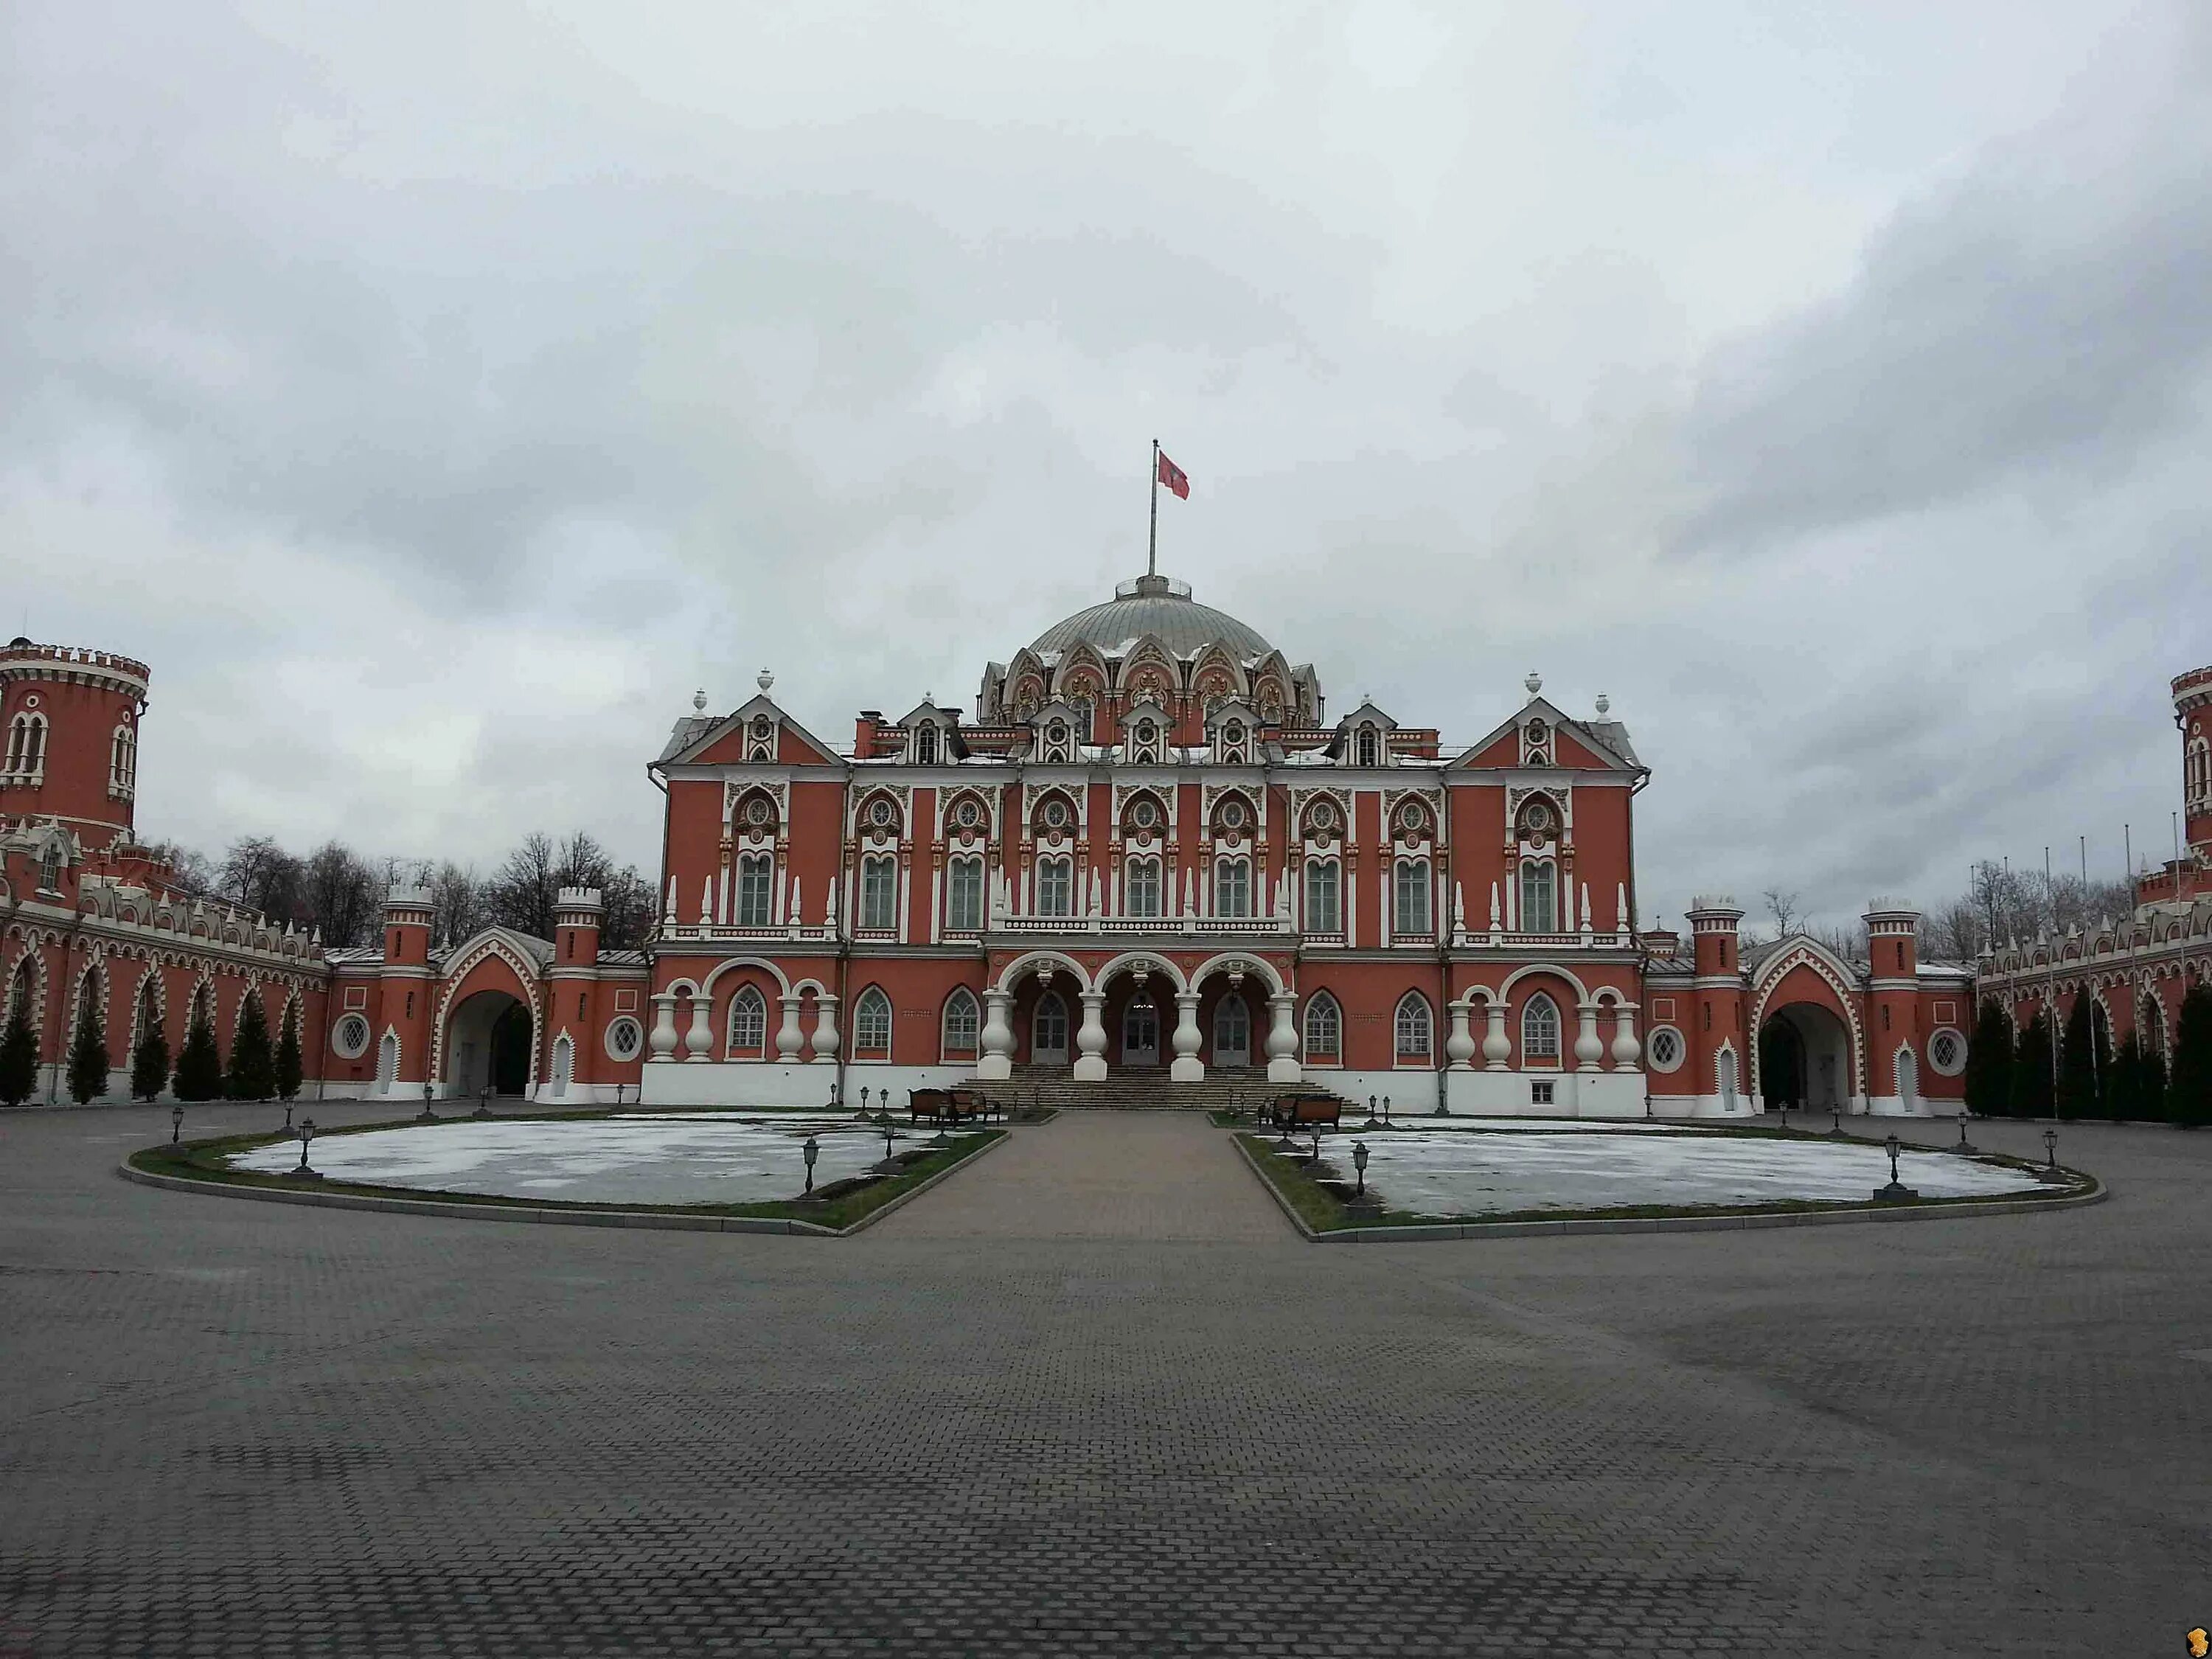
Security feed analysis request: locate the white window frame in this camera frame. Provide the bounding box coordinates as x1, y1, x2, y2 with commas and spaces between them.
1304, 858, 1341, 934
1214, 857, 1252, 918
1520, 859, 1557, 934
946, 856, 985, 931
1036, 855, 1074, 917
1394, 992, 1432, 1063
1394, 858, 1430, 938
727, 985, 769, 1054
854, 987, 893, 1053
860, 855, 899, 931
1521, 992, 1562, 1065
736, 854, 776, 928
1303, 992, 1342, 1063
1125, 856, 1163, 918
942, 989, 980, 1057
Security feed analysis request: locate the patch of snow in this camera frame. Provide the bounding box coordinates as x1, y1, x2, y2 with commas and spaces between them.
1318, 1130, 2045, 1217
226, 1114, 919, 1207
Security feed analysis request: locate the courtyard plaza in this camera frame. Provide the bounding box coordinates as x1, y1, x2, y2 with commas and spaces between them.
1, 1102, 2206, 1658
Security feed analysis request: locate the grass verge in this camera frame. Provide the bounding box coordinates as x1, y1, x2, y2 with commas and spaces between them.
129, 1114, 1003, 1234
1232, 1130, 2092, 1234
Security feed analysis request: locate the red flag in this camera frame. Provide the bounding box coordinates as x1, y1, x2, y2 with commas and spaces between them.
1156, 449, 1190, 500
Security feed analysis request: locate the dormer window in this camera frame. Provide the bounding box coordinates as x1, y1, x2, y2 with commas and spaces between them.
913, 724, 939, 765
747, 714, 776, 762
1126, 715, 1164, 764
1219, 717, 1248, 764
1042, 717, 1072, 762
1523, 718, 1551, 766
1356, 726, 1379, 768
38, 838, 63, 892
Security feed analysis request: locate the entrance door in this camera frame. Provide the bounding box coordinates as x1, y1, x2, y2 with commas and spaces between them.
1214, 995, 1251, 1068
1123, 997, 1160, 1066
1033, 992, 1070, 1063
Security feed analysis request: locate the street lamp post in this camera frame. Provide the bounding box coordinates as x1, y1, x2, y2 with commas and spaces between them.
170, 1104, 184, 1150
802, 1134, 820, 1196
1873, 1130, 1917, 1201
417, 1081, 437, 1122
290, 1119, 321, 1180
475, 1082, 493, 1120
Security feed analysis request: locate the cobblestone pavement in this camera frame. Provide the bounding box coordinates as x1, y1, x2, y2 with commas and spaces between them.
1, 1105, 2206, 1657
873, 1110, 1288, 1240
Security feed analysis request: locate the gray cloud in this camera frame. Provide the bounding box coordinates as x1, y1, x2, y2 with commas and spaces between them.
1, 1, 2205, 935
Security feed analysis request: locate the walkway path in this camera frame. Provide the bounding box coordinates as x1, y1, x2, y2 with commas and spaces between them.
870, 1110, 1290, 1241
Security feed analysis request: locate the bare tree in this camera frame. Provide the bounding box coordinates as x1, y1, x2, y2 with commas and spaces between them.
426, 861, 485, 945
218, 835, 305, 922
1763, 888, 1801, 939
301, 841, 379, 947
601, 866, 656, 950
144, 840, 215, 896
485, 832, 561, 939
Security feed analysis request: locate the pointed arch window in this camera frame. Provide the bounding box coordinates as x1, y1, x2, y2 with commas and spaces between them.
727, 985, 768, 1055
1394, 858, 1431, 937
736, 853, 776, 928
1394, 992, 1432, 1062
1214, 857, 1251, 918
110, 724, 136, 793
860, 855, 899, 931
854, 987, 893, 1054
1521, 992, 1561, 1063
1035, 855, 1074, 917
946, 856, 985, 931
1304, 858, 1341, 934
1303, 992, 1342, 1063
1124, 856, 1162, 918
913, 723, 939, 765
5, 712, 47, 779
942, 989, 980, 1057
1520, 859, 1557, 933
38, 838, 63, 893
1355, 726, 1379, 768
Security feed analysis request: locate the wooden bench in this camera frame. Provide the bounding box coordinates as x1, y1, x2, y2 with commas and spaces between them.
910, 1088, 999, 1126
1267, 1093, 1342, 1130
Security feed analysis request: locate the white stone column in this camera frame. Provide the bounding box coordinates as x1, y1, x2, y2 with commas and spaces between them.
1444, 1001, 1477, 1071
775, 995, 804, 1061
1073, 990, 1108, 1081
1574, 1002, 1604, 1072
1170, 991, 1204, 1082
1610, 1003, 1641, 1067
1481, 1001, 1510, 1070
809, 993, 839, 1062
1265, 992, 1301, 1083
976, 990, 1014, 1080
684, 990, 714, 1062
649, 993, 681, 1061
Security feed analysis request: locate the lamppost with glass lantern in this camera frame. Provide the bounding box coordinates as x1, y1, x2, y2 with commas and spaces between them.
169, 1104, 185, 1151
1873, 1130, 1917, 1201
802, 1135, 820, 1196
289, 1119, 321, 1180
418, 1081, 437, 1121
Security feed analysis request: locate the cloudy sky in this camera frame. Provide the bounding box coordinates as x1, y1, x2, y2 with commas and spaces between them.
4, 1, 2207, 935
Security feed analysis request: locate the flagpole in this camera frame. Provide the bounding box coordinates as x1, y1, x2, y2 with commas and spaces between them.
1148, 439, 1160, 579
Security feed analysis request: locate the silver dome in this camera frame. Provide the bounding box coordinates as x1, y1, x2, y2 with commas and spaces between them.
1029, 574, 1274, 661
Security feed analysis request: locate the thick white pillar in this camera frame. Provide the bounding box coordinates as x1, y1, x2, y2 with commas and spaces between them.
649, 994, 681, 1061
1073, 991, 1108, 1081
976, 990, 1014, 1080
1482, 1001, 1511, 1070
1574, 1002, 1604, 1072
1610, 1003, 1641, 1067
684, 990, 714, 1062
1444, 1001, 1477, 1071
1265, 992, 1301, 1083
809, 993, 839, 1062
1170, 992, 1204, 1082
775, 995, 804, 1061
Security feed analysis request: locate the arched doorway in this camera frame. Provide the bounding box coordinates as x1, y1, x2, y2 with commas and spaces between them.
1121, 992, 1161, 1068
1212, 991, 1251, 1068
445, 991, 534, 1098
1757, 1002, 1852, 1112
1032, 990, 1070, 1065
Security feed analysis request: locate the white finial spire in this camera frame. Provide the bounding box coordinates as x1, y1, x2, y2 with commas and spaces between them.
692, 688, 707, 713
1524, 671, 1542, 700
1595, 692, 1610, 717
757, 667, 774, 692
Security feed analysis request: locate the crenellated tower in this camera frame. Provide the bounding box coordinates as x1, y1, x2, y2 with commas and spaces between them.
0, 639, 150, 853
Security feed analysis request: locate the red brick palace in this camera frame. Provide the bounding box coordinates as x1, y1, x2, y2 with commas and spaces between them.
15, 577, 2159, 1119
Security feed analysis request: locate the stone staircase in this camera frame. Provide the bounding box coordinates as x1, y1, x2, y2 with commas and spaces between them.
966, 1065, 1354, 1116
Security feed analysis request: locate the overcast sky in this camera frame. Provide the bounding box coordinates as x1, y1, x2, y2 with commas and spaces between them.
4, 2, 2207, 936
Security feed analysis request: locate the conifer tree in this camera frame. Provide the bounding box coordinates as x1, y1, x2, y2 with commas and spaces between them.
273, 1000, 303, 1102
2171, 984, 2212, 1130
66, 994, 108, 1105
226, 990, 276, 1102
2107, 1032, 2144, 1122
1963, 1001, 2013, 1118
2140, 1026, 2170, 1122
0, 995, 38, 1108
171, 995, 224, 1102
131, 1002, 169, 1102
2054, 997, 2096, 1120
2008, 1009, 2055, 1120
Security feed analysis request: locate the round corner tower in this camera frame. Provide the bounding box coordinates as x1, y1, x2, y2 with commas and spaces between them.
0, 639, 150, 852
2176, 664, 2212, 862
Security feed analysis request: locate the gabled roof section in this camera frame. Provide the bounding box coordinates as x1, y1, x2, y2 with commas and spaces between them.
1448, 697, 1645, 774
434, 922, 556, 974
661, 692, 843, 768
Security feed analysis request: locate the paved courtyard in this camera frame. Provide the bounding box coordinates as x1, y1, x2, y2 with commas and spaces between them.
1, 1105, 2207, 1658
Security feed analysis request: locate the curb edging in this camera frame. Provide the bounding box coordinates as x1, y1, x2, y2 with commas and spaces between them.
117, 1130, 1007, 1240
1228, 1133, 2108, 1244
